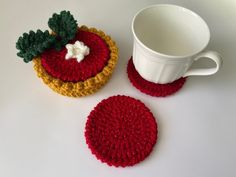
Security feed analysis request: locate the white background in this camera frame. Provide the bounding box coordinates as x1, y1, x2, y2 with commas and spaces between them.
1, 0, 236, 177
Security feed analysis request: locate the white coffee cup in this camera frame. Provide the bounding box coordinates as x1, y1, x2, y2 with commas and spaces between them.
132, 4, 222, 84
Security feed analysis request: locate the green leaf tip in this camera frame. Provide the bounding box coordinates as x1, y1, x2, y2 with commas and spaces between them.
16, 30, 56, 63
48, 10, 78, 50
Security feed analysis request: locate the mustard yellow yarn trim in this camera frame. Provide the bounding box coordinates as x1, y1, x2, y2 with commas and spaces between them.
33, 25, 118, 97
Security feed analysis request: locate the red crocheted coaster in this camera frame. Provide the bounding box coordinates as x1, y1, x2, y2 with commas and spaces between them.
41, 30, 110, 82
85, 95, 158, 167
127, 58, 186, 97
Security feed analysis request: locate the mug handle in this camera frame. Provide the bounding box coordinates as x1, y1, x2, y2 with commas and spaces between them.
183, 51, 223, 77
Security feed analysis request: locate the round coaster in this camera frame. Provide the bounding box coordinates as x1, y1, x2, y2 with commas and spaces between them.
41, 30, 110, 82
85, 95, 158, 167
127, 57, 186, 97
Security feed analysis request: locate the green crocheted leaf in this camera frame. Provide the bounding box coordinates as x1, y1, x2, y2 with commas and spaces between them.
16, 30, 56, 63
48, 11, 78, 50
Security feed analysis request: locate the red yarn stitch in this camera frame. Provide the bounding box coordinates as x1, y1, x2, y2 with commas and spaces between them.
41, 30, 110, 82
85, 95, 158, 167
127, 58, 186, 97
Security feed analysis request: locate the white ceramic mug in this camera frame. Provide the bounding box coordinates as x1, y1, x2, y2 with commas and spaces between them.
132, 4, 222, 84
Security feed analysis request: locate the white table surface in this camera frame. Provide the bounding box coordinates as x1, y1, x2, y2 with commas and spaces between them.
1, 0, 236, 177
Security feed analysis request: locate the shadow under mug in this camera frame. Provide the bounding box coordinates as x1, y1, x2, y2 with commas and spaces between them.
132, 4, 222, 84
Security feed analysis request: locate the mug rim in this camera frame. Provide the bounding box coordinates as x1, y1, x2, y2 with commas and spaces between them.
131, 4, 210, 59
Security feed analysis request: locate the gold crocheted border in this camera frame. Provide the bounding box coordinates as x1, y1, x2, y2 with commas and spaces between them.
33, 25, 118, 97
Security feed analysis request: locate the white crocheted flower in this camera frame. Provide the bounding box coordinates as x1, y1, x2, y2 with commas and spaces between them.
65, 41, 90, 62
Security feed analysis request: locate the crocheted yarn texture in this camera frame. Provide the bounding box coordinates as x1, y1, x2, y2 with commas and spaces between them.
33, 26, 118, 97
127, 58, 186, 97
85, 95, 158, 167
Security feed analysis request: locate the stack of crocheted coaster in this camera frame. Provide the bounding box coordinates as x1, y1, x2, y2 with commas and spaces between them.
127, 58, 186, 97
85, 95, 158, 167
16, 11, 118, 97
34, 26, 118, 97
